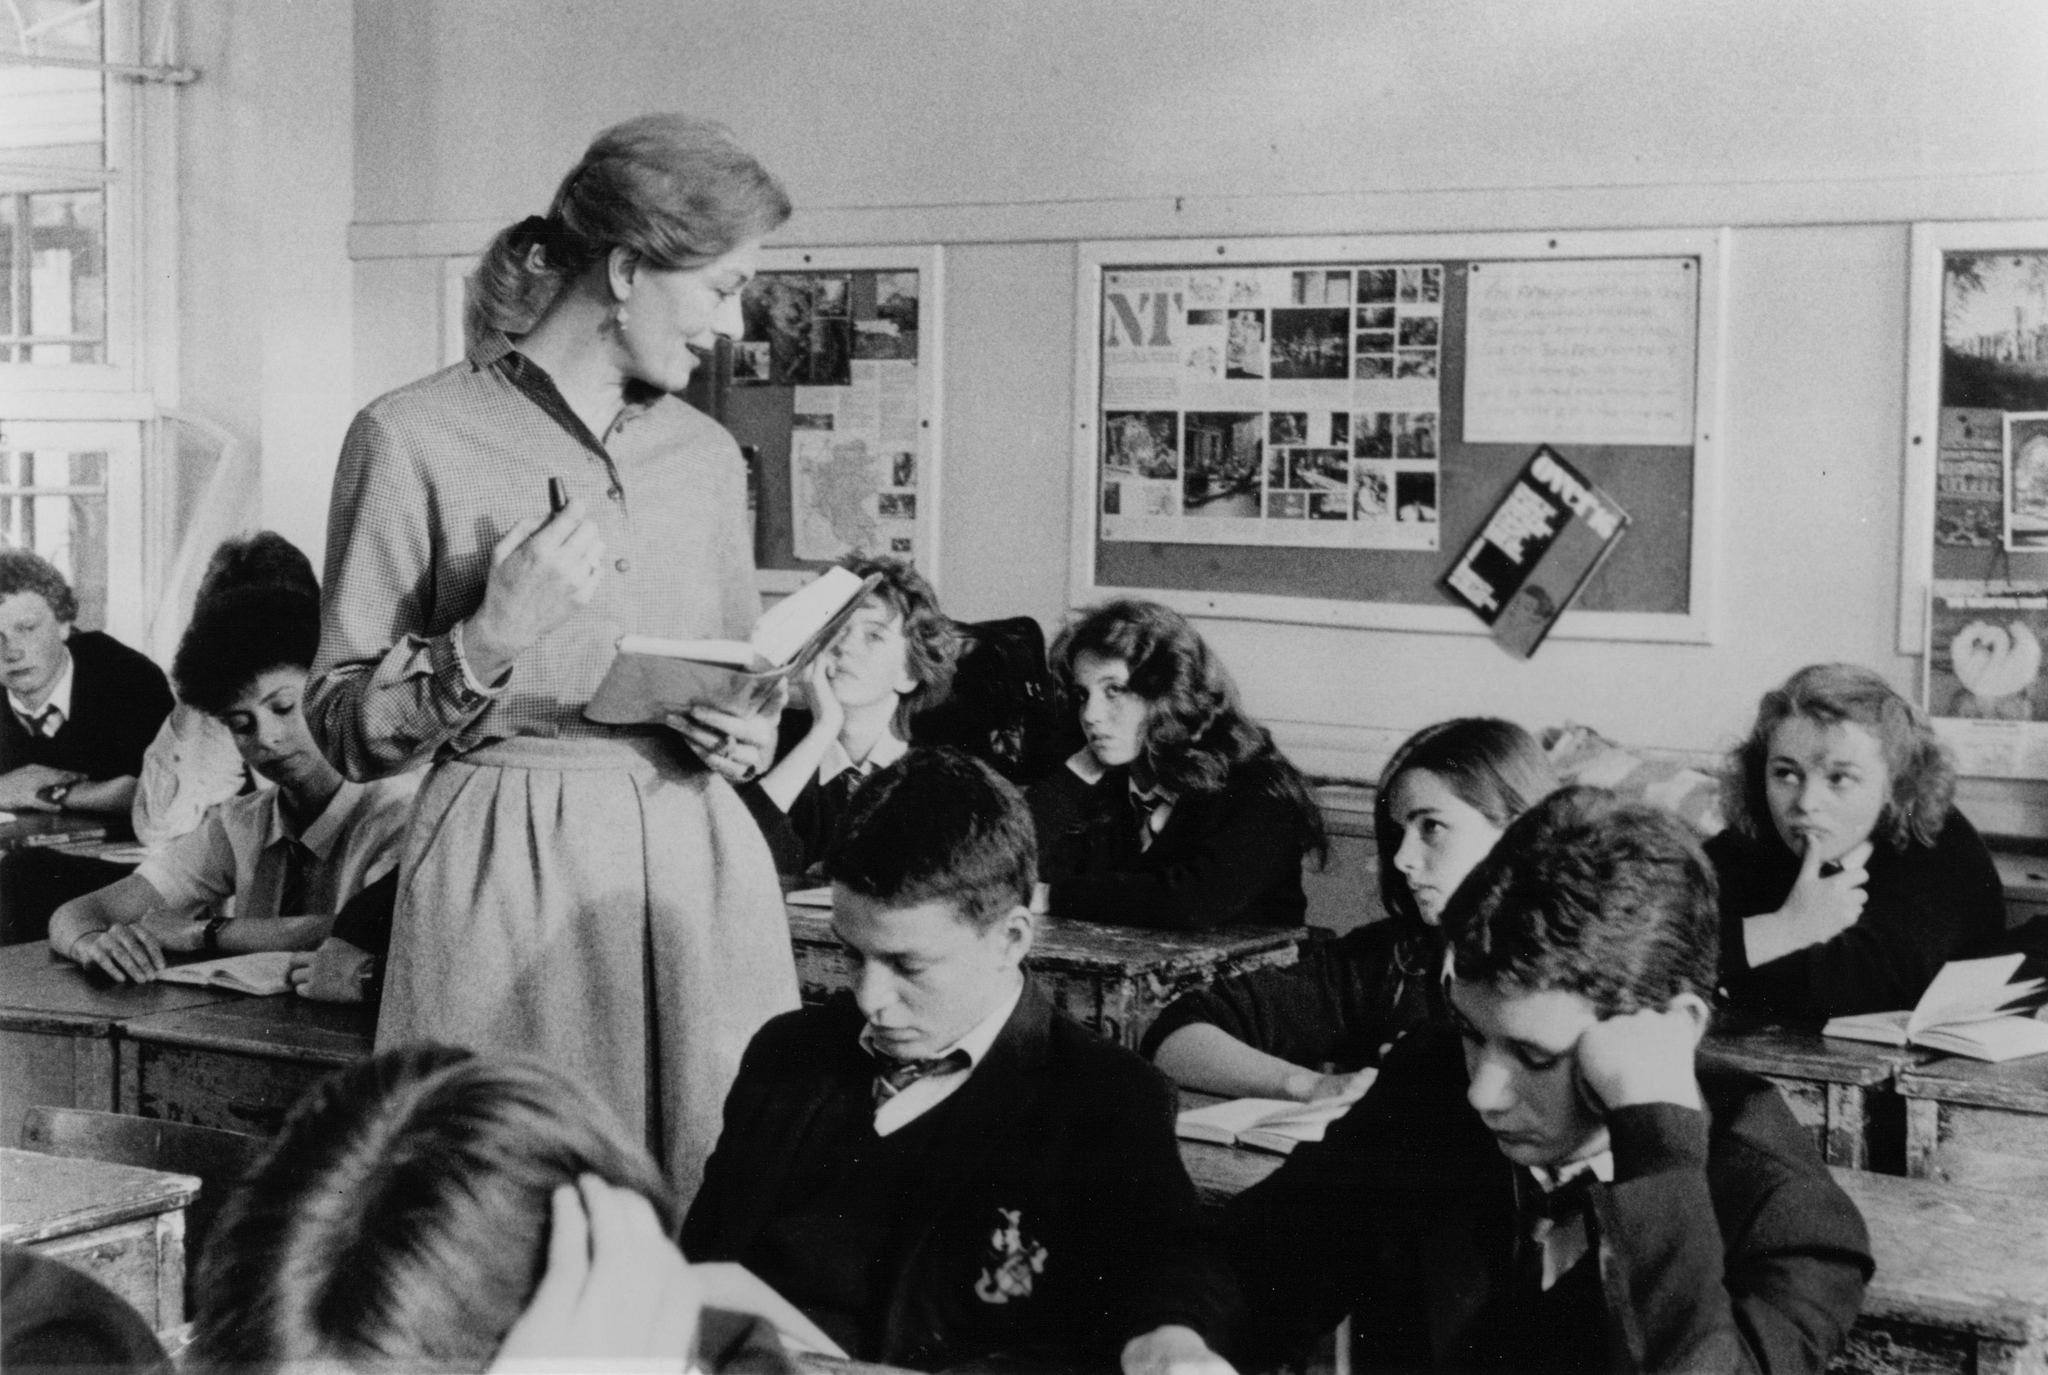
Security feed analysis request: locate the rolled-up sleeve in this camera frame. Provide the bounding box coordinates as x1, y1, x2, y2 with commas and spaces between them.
306, 407, 500, 781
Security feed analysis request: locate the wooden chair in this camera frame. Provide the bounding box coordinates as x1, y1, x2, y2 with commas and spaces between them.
19, 1106, 265, 1294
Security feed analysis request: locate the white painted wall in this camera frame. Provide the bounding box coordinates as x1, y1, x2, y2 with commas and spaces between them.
178, 0, 354, 573
342, 0, 2048, 801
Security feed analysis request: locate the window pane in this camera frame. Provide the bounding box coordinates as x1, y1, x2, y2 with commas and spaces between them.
0, 445, 111, 628
0, 0, 108, 367
27, 190, 104, 362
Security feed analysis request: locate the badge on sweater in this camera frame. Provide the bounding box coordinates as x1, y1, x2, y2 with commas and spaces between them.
974, 1208, 1048, 1304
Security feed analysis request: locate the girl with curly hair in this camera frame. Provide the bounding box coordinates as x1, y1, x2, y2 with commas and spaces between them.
1028, 599, 1326, 930
1710, 662, 2004, 1020
1141, 717, 1557, 1100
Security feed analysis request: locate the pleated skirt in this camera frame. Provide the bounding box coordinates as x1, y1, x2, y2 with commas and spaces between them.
376, 734, 799, 1202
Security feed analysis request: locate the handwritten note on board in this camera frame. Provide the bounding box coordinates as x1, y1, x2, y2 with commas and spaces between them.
1462, 259, 1698, 447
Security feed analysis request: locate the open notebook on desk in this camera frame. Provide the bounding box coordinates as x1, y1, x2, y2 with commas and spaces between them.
153, 952, 294, 996
1824, 953, 2048, 1062
1176, 1074, 1376, 1155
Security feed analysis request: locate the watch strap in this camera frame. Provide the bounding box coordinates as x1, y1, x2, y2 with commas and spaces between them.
201, 916, 229, 954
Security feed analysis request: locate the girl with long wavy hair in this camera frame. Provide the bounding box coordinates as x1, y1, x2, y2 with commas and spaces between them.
1028, 599, 1326, 930
1711, 662, 2004, 1020
1143, 718, 1557, 1101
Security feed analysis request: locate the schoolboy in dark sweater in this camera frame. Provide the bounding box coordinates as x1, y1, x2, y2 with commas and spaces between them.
684, 748, 1232, 1374
1183, 787, 1873, 1375
0, 549, 170, 817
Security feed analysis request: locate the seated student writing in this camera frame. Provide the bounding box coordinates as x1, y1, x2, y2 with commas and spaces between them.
131, 531, 318, 854
1028, 599, 1325, 930
49, 585, 416, 982
1196, 788, 1872, 1375
1711, 663, 2004, 1021
751, 555, 960, 877
190, 1044, 804, 1372
1144, 718, 1557, 1102
684, 747, 1232, 1374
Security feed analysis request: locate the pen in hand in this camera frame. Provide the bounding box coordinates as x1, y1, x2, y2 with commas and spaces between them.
548, 476, 569, 517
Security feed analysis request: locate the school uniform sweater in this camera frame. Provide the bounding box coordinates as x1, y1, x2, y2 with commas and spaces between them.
1709, 810, 2005, 1021
0, 631, 171, 782
1140, 919, 1444, 1069
1031, 762, 1310, 929
683, 983, 1234, 1372
1222, 1024, 1873, 1375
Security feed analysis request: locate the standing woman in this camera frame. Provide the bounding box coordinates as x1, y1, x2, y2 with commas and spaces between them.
1029, 598, 1326, 930
306, 114, 799, 1199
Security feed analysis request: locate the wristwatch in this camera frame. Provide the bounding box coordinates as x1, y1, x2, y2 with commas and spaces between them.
35, 781, 71, 808
355, 955, 383, 1003
200, 916, 229, 954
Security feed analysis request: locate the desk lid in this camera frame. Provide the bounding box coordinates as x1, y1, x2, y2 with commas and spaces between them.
1833, 1168, 2048, 1341
0, 1146, 201, 1245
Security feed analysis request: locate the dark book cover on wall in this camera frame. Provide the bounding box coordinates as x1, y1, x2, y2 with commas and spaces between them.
1442, 446, 1630, 659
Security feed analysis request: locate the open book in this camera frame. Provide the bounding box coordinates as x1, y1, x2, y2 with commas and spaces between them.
1175, 1075, 1375, 1156
154, 951, 294, 996
584, 567, 880, 724
1823, 953, 2048, 1061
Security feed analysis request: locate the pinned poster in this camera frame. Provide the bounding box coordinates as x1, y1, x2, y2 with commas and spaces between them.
1926, 580, 2048, 779
1442, 446, 1630, 658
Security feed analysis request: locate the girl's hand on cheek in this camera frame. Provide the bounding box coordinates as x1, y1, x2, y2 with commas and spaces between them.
1574, 1003, 1706, 1113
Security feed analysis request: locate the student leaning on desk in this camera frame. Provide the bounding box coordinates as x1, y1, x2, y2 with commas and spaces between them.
48, 586, 414, 983
0, 548, 171, 821
1181, 789, 1872, 1375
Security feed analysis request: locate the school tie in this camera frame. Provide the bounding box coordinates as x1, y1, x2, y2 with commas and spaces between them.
275, 839, 314, 918
1131, 787, 1168, 852
1516, 1169, 1597, 1294
820, 761, 874, 818
17, 704, 61, 738
871, 1048, 971, 1108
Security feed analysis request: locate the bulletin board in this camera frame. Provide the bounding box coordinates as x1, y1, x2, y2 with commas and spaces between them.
724, 245, 943, 593
1898, 220, 2048, 651
1897, 220, 2048, 780
1069, 229, 1728, 643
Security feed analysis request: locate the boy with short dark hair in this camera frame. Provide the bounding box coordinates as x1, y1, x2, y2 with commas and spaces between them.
49, 585, 415, 984
1201, 787, 1873, 1375
684, 747, 1231, 1373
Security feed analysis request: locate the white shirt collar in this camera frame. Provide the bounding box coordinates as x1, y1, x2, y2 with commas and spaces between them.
8, 643, 74, 726
1064, 747, 1106, 785
859, 976, 1023, 1071
1530, 1147, 1614, 1191
255, 778, 365, 859
818, 729, 910, 786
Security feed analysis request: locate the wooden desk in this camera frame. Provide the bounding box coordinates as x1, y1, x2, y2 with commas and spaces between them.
1699, 1023, 1925, 1172
0, 1144, 199, 1329
0, 812, 111, 852
787, 905, 1306, 1048
1173, 1140, 2048, 1374
1898, 1053, 2048, 1199
0, 941, 247, 1148
118, 994, 375, 1135
1834, 1168, 2048, 1375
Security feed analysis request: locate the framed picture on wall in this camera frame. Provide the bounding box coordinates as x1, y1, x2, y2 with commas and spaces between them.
1897, 220, 2048, 653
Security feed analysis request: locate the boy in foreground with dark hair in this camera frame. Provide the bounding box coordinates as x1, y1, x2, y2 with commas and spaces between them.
684, 747, 1232, 1374
1178, 787, 1872, 1375
50, 585, 416, 984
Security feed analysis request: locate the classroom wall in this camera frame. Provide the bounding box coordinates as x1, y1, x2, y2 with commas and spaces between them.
342, 0, 2048, 797
178, 0, 355, 573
